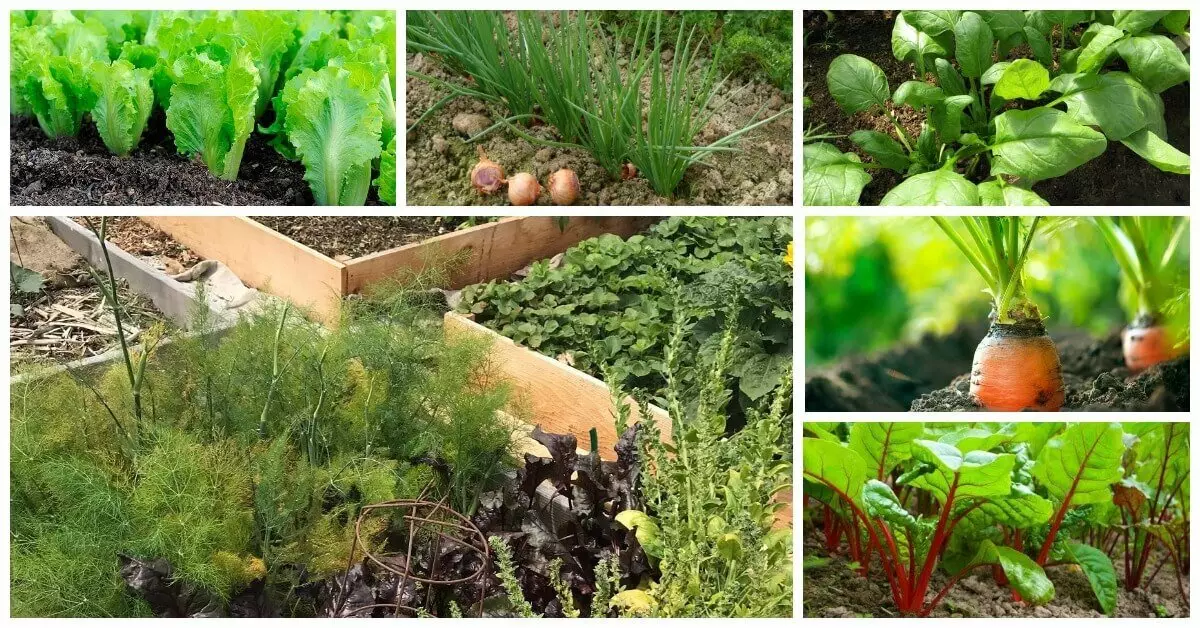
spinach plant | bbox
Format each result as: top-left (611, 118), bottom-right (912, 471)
top-left (457, 217), bottom-right (793, 419)
top-left (804, 10), bottom-right (1191, 205)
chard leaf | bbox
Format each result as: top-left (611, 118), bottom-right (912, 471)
top-left (1067, 542), bottom-right (1117, 615)
top-left (904, 440), bottom-right (1015, 502)
top-left (802, 437), bottom-right (869, 506)
top-left (826, 54), bottom-right (889, 115)
top-left (862, 480), bottom-right (917, 531)
top-left (1116, 35), bottom-right (1190, 94)
top-left (1033, 423), bottom-right (1124, 507)
top-left (849, 423), bottom-right (925, 480)
top-left (803, 142), bottom-right (871, 206)
top-left (989, 108), bottom-right (1106, 182)
top-left (880, 169), bottom-right (980, 206)
top-left (968, 540), bottom-right (1055, 605)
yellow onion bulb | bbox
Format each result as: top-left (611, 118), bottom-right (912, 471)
top-left (507, 172), bottom-right (541, 206)
top-left (470, 147), bottom-right (505, 194)
top-left (547, 169), bottom-right (580, 205)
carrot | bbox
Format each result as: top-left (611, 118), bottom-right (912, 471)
top-left (969, 324), bottom-right (1065, 411)
top-left (1122, 320), bottom-right (1178, 372)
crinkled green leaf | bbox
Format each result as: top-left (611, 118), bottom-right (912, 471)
top-left (282, 65), bottom-right (384, 206)
top-left (1033, 423), bottom-right (1124, 507)
top-left (166, 49), bottom-right (260, 181)
top-left (376, 136), bottom-right (396, 205)
top-left (88, 59), bottom-right (154, 157)
top-left (802, 437), bottom-right (869, 506)
top-left (904, 440), bottom-right (1014, 501)
top-left (849, 423), bottom-right (925, 481)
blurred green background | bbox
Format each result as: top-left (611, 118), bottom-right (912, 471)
top-left (805, 217), bottom-right (1190, 366)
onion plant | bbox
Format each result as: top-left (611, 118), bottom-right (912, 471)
top-left (406, 11), bottom-right (535, 131)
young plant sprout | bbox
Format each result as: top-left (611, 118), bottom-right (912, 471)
top-left (932, 216), bottom-right (1064, 411)
top-left (1092, 217), bottom-right (1190, 371)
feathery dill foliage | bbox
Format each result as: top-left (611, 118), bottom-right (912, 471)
top-left (10, 269), bottom-right (518, 617)
top-left (627, 320), bottom-right (793, 617)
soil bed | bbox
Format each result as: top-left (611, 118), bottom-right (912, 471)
top-left (802, 11), bottom-right (1190, 206)
top-left (802, 525), bottom-right (1188, 618)
top-left (72, 217), bottom-right (204, 276)
top-left (11, 114), bottom-right (383, 206)
top-left (406, 52), bottom-right (794, 206)
top-left (250, 216), bottom-right (483, 260)
top-left (807, 327), bottom-right (1189, 411)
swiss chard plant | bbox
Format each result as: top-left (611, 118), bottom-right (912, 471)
top-left (803, 423), bottom-right (1055, 616)
top-left (804, 10), bottom-right (1191, 206)
top-left (803, 422), bottom-right (1191, 617)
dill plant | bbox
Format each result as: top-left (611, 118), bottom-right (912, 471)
top-left (10, 262), bottom-right (520, 616)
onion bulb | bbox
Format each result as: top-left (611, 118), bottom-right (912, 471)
top-left (547, 169), bottom-right (579, 205)
top-left (507, 172), bottom-right (541, 206)
top-left (621, 163), bottom-right (637, 180)
top-left (470, 147), bottom-right (505, 194)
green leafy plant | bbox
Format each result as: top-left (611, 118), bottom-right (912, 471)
top-left (87, 58), bottom-right (153, 156)
top-left (804, 10), bottom-right (1190, 205)
top-left (617, 322), bottom-right (792, 617)
top-left (458, 217), bottom-right (793, 418)
top-left (9, 261), bottom-right (44, 317)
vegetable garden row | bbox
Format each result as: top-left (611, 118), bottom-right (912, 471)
top-left (407, 10), bottom-right (794, 206)
top-left (10, 10), bottom-right (395, 206)
top-left (803, 10), bottom-right (1191, 205)
top-left (803, 422), bottom-right (1190, 618)
top-left (10, 215), bottom-right (794, 617)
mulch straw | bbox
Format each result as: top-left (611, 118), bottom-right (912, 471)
top-left (9, 270), bottom-right (162, 363)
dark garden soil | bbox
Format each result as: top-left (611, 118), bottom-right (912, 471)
top-left (250, 216), bottom-right (482, 260)
top-left (807, 326), bottom-right (1190, 412)
top-left (406, 52), bottom-right (794, 206)
top-left (802, 525), bottom-right (1189, 618)
top-left (72, 217), bottom-right (204, 276)
top-left (802, 11), bottom-right (1191, 206)
top-left (11, 113), bottom-right (383, 206)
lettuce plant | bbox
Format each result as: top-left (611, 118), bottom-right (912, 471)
top-left (279, 64), bottom-right (383, 205)
top-left (87, 58), bottom-right (153, 156)
top-left (804, 10), bottom-right (1191, 205)
top-left (165, 47), bottom-right (261, 181)
top-left (11, 13), bottom-right (108, 138)
top-left (376, 136), bottom-right (396, 205)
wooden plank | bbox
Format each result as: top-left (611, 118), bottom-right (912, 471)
top-left (345, 216), bottom-right (657, 294)
top-left (444, 311), bottom-right (671, 461)
top-left (142, 216), bottom-right (346, 324)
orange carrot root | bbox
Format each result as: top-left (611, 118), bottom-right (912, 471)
top-left (969, 329), bottom-right (1064, 411)
top-left (1122, 324), bottom-right (1178, 372)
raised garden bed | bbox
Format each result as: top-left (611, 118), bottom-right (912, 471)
top-left (141, 216), bottom-right (657, 324)
top-left (11, 219), bottom-right (792, 618)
